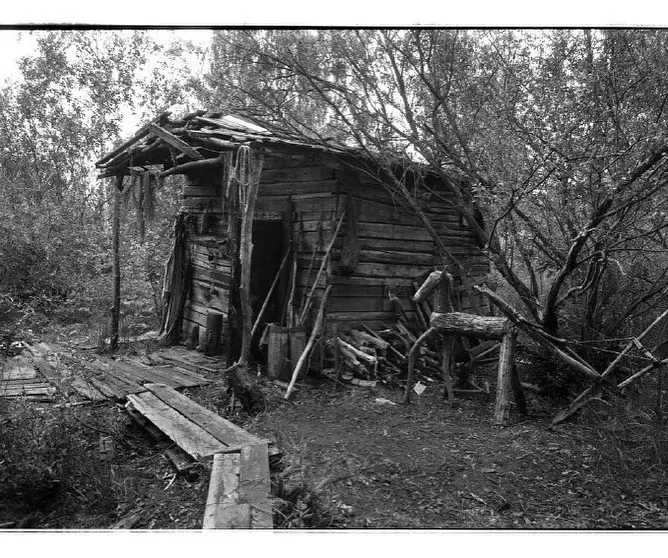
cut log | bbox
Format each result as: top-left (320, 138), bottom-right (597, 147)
top-left (430, 311), bottom-right (508, 340)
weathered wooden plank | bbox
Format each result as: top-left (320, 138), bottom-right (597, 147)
top-left (145, 383), bottom-right (264, 449)
top-left (238, 443), bottom-right (273, 529)
top-left (203, 453), bottom-right (242, 529)
top-left (85, 360), bottom-right (145, 394)
top-left (127, 391), bottom-right (228, 459)
top-left (105, 357), bottom-right (198, 388)
top-left (88, 359), bottom-right (155, 393)
top-left (209, 503), bottom-right (251, 529)
top-left (2, 356), bottom-right (38, 381)
top-left (189, 280), bottom-right (229, 312)
top-left (261, 165), bottom-right (334, 184)
top-left (148, 123), bottom-right (204, 160)
top-left (65, 374), bottom-right (107, 401)
top-left (159, 347), bottom-right (222, 375)
top-left (1, 385), bottom-right (56, 397)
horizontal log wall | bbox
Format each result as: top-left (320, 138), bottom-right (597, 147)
top-left (176, 151), bottom-right (490, 339)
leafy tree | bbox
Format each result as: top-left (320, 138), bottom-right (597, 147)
top-left (203, 29), bottom-right (668, 345)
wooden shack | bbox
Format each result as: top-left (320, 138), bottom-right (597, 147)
top-left (97, 112), bottom-right (490, 359)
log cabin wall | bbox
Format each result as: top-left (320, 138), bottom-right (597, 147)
top-left (177, 148), bottom-right (490, 348)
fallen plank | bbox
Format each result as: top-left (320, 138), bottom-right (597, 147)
top-left (158, 348), bottom-right (222, 374)
top-left (144, 383), bottom-right (265, 449)
top-left (66, 374), bottom-right (107, 402)
top-left (109, 358), bottom-right (186, 388)
top-left (238, 443), bottom-right (273, 529)
top-left (125, 403), bottom-right (196, 473)
top-left (2, 356), bottom-right (38, 381)
top-left (121, 357), bottom-right (210, 387)
top-left (203, 453), bottom-right (242, 529)
top-left (84, 362), bottom-right (143, 399)
top-left (1, 386), bottom-right (57, 397)
top-left (126, 391), bottom-right (229, 459)
top-left (29, 355), bottom-right (62, 385)
top-left (87, 360), bottom-right (146, 395)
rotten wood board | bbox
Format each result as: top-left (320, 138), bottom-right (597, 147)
top-left (203, 453), bottom-right (243, 529)
top-left (144, 383), bottom-right (265, 449)
top-left (105, 357), bottom-right (207, 389)
top-left (126, 390), bottom-right (230, 459)
top-left (238, 443), bottom-right (273, 529)
top-left (125, 402), bottom-right (196, 473)
top-left (1, 356), bottom-right (38, 381)
top-left (158, 348), bottom-right (222, 375)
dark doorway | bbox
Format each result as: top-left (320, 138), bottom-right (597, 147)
top-left (250, 220), bottom-right (285, 328)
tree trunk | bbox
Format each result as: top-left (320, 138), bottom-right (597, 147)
top-left (494, 328), bottom-right (516, 426)
top-left (110, 176), bottom-right (122, 351)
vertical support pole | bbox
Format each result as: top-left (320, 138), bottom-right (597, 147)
top-left (441, 335), bottom-right (455, 403)
top-left (110, 175), bottom-right (122, 351)
top-left (494, 326), bottom-right (516, 426)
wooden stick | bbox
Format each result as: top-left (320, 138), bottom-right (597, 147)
top-left (285, 286), bottom-right (332, 399)
top-left (403, 326), bottom-right (438, 404)
top-left (617, 358), bottom-right (668, 389)
top-left (475, 285), bottom-right (601, 381)
top-left (285, 254), bottom-right (297, 328)
top-left (250, 243), bottom-right (292, 340)
top-left (552, 308), bottom-right (668, 424)
top-left (96, 111), bottom-right (171, 167)
top-left (298, 220), bottom-right (323, 315)
top-left (297, 210), bottom-right (346, 326)
top-left (337, 338), bottom-right (377, 365)
top-left (361, 323), bottom-right (405, 361)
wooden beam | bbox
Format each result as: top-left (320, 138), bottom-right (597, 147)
top-left (148, 123), bottom-right (204, 161)
top-left (96, 111), bottom-right (171, 167)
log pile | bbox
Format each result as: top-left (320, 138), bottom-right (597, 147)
top-left (326, 323), bottom-right (444, 388)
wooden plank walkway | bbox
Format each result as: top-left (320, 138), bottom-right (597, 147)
top-left (203, 445), bottom-right (273, 529)
top-left (74, 357), bottom-right (211, 402)
top-left (0, 355), bottom-right (56, 400)
top-left (126, 383), bottom-right (267, 458)
top-left (125, 382), bottom-right (274, 529)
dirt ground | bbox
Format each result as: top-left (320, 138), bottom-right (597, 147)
top-left (2, 336), bottom-right (668, 530)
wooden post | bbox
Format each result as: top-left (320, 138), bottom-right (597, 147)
top-left (205, 312), bottom-right (224, 356)
top-left (441, 336), bottom-right (455, 403)
top-left (110, 176), bottom-right (122, 351)
top-left (510, 362), bottom-right (527, 415)
top-left (494, 327), bottom-right (517, 426)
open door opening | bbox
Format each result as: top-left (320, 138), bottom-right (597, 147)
top-left (250, 220), bottom-right (285, 343)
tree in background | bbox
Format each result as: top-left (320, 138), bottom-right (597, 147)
top-left (0, 30), bottom-right (197, 336)
top-left (203, 29), bottom-right (668, 349)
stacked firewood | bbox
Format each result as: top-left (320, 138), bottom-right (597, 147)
top-left (327, 324), bottom-right (443, 387)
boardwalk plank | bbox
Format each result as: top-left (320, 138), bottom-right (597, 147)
top-left (144, 383), bottom-right (263, 449)
top-left (203, 453), bottom-right (242, 529)
top-left (239, 443), bottom-right (273, 529)
top-left (126, 391), bottom-right (228, 459)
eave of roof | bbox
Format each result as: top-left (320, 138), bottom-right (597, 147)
top-left (96, 111), bottom-right (363, 179)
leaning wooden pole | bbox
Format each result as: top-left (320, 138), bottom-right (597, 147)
top-left (285, 285), bottom-right (332, 400)
top-left (110, 176), bottom-right (122, 351)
